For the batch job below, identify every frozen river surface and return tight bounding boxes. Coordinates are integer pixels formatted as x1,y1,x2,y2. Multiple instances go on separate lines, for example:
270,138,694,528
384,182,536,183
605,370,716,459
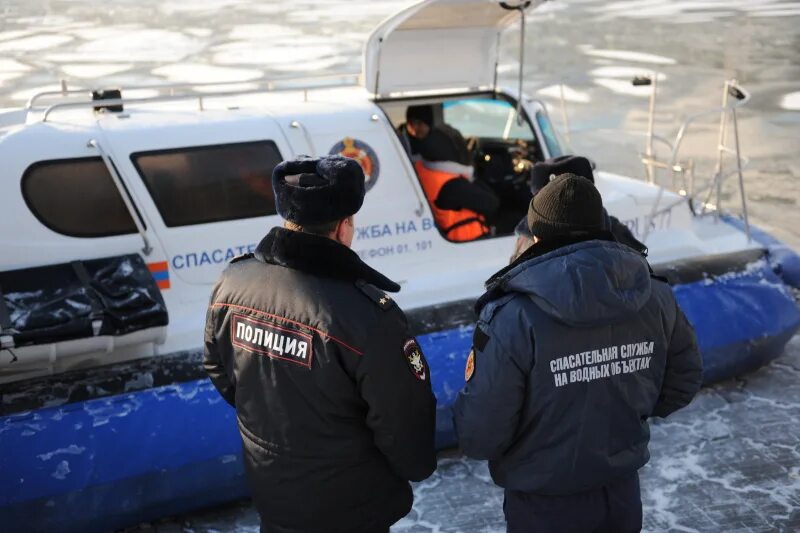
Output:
127,335,800,533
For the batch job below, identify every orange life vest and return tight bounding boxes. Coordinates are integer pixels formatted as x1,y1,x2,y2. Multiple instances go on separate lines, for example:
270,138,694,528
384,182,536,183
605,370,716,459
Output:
414,160,489,242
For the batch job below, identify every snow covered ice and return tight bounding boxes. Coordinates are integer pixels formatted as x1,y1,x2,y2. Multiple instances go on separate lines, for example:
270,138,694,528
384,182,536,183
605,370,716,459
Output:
127,334,800,533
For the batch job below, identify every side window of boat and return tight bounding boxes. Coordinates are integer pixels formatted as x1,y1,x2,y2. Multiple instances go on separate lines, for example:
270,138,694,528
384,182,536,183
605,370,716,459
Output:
131,140,282,228
22,157,138,238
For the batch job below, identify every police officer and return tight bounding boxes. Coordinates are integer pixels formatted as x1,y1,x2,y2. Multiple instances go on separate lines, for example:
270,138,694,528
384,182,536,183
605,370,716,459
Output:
509,155,647,262
455,173,702,532
204,155,437,533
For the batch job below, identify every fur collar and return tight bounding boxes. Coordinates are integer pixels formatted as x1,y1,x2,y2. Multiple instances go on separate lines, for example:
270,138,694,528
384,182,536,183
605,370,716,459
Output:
255,227,401,293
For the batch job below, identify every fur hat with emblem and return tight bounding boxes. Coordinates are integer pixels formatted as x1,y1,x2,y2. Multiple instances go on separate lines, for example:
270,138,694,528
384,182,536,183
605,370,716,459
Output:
515,155,596,238
272,155,366,226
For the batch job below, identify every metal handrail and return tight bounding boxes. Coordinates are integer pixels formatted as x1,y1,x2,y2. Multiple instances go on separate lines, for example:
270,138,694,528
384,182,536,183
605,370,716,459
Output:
39,78,363,122
645,164,749,221
27,72,362,110
87,139,152,256
638,79,752,243
668,83,750,171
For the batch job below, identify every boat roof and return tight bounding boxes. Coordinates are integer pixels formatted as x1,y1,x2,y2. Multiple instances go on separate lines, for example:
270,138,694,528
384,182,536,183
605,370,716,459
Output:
364,0,544,97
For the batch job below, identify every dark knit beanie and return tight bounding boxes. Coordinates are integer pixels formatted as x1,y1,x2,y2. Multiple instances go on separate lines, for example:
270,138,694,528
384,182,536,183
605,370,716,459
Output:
272,155,365,226
527,173,604,239
406,105,434,126
530,155,594,195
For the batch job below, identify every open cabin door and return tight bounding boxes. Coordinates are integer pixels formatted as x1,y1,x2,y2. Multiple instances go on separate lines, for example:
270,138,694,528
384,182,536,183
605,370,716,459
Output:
363,0,539,98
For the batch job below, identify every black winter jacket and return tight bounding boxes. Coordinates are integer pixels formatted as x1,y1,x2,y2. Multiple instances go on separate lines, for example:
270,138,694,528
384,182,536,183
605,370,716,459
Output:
204,227,437,533
454,233,702,495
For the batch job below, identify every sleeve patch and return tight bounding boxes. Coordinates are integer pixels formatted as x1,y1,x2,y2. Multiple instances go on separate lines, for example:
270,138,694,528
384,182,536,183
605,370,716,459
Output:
473,327,490,352
465,349,476,382
403,338,428,381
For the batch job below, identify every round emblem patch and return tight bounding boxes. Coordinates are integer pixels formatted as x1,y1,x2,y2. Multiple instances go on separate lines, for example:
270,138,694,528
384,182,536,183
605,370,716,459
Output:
465,350,475,382
329,137,380,192
403,338,427,381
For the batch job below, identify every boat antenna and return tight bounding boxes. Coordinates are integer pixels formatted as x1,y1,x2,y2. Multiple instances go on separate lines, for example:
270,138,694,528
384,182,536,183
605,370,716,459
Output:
500,1,532,126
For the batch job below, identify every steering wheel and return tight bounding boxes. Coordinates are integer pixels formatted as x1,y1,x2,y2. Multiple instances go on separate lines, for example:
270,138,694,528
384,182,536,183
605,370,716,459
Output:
465,135,481,156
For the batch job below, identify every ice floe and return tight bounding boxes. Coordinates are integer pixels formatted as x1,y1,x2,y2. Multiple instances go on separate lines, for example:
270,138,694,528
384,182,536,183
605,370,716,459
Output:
591,0,799,21
580,45,677,65
152,64,263,84
0,34,74,53
60,64,133,79
160,0,242,15
285,2,413,24
780,91,800,111
10,85,66,102
212,41,338,67
68,26,143,41
75,30,202,63
229,24,302,40
590,66,667,81
537,84,592,103
0,30,37,43
594,77,655,97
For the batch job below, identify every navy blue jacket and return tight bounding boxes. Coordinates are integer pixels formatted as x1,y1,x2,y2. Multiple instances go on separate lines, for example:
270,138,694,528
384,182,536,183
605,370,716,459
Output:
453,235,701,495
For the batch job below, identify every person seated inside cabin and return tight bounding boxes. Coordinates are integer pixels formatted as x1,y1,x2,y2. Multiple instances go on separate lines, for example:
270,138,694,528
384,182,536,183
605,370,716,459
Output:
402,104,500,242
510,155,648,262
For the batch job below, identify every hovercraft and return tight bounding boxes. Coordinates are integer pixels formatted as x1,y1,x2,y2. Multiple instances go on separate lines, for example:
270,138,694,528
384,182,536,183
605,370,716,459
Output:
1,1,798,531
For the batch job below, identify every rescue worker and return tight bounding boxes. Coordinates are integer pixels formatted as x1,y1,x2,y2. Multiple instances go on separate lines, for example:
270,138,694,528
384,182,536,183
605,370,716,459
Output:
204,155,437,533
403,105,499,241
509,155,647,262
455,173,702,533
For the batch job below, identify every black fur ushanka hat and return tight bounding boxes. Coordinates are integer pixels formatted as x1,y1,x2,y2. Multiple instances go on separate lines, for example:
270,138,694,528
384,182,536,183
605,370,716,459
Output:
272,155,366,226
530,155,594,195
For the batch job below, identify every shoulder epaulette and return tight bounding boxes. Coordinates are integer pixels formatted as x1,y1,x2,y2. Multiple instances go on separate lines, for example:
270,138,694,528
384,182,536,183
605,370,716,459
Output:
479,292,516,322
230,252,255,264
355,279,395,311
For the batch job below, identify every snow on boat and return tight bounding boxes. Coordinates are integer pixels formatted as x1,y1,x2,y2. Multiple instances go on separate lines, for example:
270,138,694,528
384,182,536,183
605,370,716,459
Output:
1,1,798,531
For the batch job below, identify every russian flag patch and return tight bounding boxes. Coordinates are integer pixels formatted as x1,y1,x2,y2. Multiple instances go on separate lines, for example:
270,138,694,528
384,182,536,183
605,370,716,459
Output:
147,261,170,290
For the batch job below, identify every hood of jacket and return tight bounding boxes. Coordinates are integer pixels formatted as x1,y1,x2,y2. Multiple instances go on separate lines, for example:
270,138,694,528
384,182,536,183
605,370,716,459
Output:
485,236,652,327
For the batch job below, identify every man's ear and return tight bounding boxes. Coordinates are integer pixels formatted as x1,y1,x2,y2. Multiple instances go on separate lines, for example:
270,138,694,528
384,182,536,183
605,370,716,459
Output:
334,216,352,244
334,218,346,242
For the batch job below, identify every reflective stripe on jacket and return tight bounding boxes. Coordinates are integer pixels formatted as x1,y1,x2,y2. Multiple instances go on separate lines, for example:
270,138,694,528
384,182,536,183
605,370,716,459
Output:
414,160,488,242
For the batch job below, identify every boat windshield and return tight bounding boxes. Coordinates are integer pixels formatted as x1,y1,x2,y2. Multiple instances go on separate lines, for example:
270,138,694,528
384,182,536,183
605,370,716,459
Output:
381,95,542,241
443,99,534,141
